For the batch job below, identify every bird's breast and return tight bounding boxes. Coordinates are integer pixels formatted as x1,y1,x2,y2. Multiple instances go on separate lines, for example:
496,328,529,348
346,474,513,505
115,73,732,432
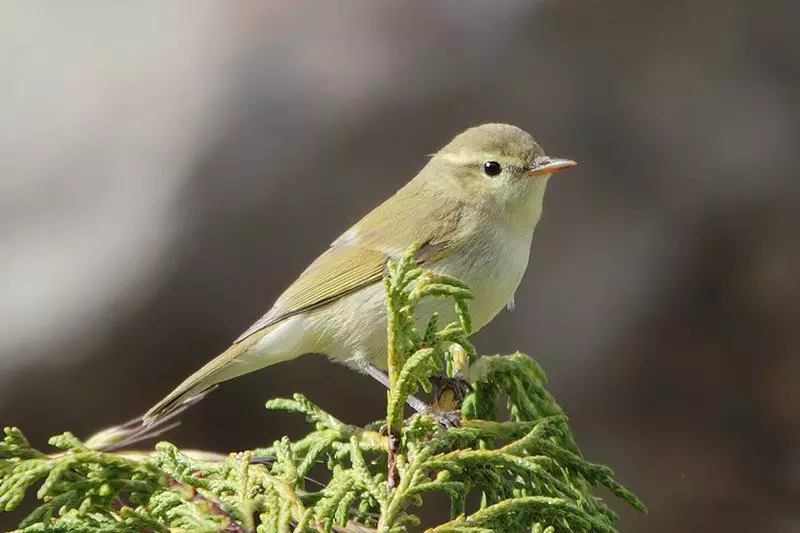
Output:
431,221,535,332
307,205,541,369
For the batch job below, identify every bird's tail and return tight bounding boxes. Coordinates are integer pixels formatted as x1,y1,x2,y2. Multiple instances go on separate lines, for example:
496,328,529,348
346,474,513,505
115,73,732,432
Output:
91,333,268,451
142,332,265,425
89,324,305,452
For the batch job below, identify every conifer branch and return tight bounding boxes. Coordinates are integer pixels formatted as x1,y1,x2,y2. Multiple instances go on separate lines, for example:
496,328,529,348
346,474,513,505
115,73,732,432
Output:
0,243,645,532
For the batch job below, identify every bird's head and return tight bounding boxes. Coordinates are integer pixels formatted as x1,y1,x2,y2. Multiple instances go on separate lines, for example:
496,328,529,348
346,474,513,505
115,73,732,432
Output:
425,123,576,211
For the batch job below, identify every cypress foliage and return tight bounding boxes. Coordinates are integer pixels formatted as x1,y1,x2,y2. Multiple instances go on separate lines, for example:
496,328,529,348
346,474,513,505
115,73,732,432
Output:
0,244,644,532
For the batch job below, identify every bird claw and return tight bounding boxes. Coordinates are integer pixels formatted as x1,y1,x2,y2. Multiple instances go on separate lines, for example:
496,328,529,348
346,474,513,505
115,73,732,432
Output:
422,408,462,429
430,372,472,409
415,372,471,428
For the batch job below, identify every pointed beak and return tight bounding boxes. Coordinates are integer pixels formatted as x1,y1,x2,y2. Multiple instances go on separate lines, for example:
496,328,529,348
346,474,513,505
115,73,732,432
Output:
526,157,577,177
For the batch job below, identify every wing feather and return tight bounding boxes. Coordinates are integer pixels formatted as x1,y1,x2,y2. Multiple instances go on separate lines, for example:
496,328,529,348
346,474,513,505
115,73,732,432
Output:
236,181,464,343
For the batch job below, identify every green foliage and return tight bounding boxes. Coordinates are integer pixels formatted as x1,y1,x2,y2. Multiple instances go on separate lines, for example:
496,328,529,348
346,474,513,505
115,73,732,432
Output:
0,244,645,532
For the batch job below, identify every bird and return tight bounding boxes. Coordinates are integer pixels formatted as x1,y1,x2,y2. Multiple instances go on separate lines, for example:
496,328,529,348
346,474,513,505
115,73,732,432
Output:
141,123,576,428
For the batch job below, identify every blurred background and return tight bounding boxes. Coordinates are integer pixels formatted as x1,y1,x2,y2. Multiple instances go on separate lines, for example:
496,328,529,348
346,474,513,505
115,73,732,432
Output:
1,0,798,531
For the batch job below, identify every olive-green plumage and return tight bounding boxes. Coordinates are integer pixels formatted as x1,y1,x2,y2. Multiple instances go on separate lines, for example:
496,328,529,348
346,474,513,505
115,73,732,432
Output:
143,123,575,424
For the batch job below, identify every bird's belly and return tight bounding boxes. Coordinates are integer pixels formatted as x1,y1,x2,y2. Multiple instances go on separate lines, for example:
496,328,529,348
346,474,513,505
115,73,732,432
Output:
305,282,391,369
305,230,534,370
431,231,532,332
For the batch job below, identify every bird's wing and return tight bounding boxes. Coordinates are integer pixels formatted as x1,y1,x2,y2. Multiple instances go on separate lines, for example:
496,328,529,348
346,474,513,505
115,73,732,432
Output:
235,188,463,342
141,185,463,424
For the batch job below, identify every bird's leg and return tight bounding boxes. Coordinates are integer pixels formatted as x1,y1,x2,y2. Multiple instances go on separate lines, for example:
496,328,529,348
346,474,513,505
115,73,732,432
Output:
365,364,469,428
364,363,429,413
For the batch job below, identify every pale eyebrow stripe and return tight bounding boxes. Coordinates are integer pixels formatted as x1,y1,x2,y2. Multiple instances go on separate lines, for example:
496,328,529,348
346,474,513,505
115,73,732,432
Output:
439,153,484,166
440,153,525,168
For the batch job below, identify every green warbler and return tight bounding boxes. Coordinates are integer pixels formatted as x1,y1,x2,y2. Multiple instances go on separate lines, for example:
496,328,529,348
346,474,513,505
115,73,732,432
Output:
143,123,575,426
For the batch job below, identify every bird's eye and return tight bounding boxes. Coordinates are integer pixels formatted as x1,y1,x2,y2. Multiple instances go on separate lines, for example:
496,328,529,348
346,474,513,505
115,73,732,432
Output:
483,161,502,177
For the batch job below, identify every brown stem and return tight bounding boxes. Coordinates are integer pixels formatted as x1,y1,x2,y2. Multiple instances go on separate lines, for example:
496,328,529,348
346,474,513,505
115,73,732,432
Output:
386,430,400,490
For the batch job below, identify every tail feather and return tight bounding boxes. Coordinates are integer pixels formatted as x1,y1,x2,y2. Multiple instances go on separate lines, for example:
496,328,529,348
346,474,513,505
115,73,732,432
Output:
86,325,301,452
143,333,264,425
90,388,216,451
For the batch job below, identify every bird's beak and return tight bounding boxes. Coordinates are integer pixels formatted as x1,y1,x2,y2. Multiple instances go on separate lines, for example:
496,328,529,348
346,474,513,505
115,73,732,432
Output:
526,158,577,177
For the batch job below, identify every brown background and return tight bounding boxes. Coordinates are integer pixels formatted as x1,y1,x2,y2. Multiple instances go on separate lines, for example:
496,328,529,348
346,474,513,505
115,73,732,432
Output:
1,1,798,531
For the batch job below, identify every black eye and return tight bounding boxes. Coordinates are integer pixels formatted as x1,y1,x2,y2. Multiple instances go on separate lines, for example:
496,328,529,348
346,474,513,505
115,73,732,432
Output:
483,161,502,176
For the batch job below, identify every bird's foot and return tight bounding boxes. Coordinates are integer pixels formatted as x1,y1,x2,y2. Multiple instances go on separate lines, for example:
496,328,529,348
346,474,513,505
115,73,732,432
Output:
414,373,472,429
420,407,462,428
366,363,472,428
430,372,472,410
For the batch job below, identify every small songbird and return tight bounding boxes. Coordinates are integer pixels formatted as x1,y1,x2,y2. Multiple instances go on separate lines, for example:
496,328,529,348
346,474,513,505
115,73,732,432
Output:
142,123,575,427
